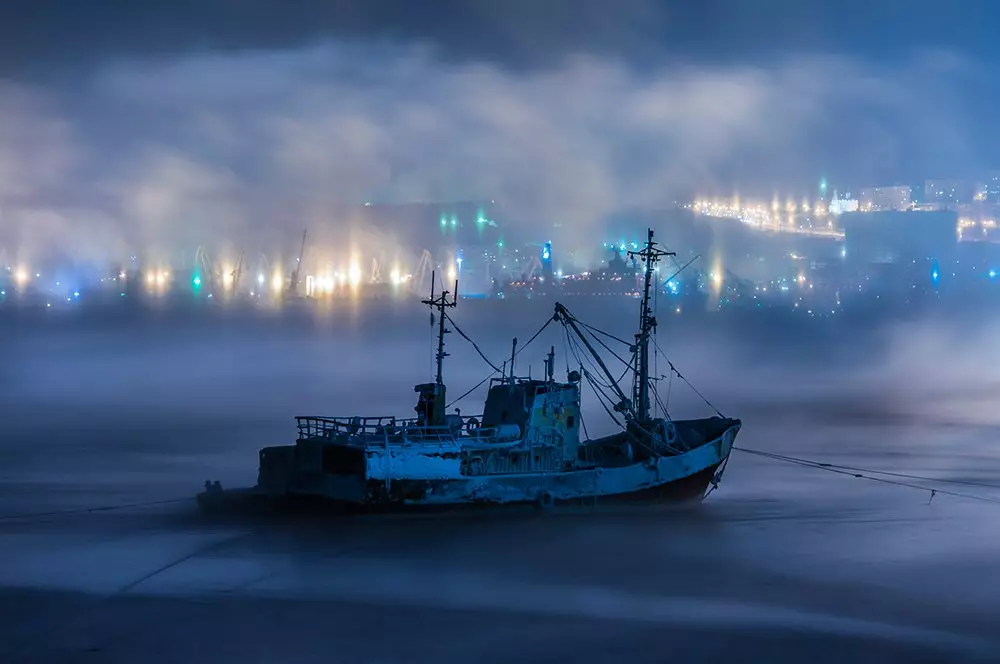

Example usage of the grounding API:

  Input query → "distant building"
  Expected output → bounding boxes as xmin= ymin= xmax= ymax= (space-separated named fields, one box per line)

xmin=924 ymin=179 xmax=975 ymax=207
xmin=859 ymin=185 xmax=911 ymax=212
xmin=985 ymin=172 xmax=1000 ymax=203
xmin=828 ymin=190 xmax=859 ymax=215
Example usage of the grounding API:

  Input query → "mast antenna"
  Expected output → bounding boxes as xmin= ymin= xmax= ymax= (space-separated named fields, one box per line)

xmin=422 ymin=270 xmax=459 ymax=386
xmin=627 ymin=228 xmax=675 ymax=422
xmin=508 ymin=337 xmax=518 ymax=384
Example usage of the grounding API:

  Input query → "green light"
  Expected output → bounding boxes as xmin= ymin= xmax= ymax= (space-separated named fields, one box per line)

xmin=497 ymin=240 xmax=504 ymax=248
xmin=450 ymin=215 xmax=457 ymax=227
xmin=440 ymin=214 xmax=447 ymax=227
xmin=193 ymin=275 xmax=202 ymax=288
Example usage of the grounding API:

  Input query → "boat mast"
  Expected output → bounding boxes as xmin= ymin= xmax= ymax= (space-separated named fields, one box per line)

xmin=627 ymin=229 xmax=675 ymax=422
xmin=422 ymin=270 xmax=458 ymax=386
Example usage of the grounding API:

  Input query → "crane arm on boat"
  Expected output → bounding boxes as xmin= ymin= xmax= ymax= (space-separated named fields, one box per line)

xmin=554 ymin=302 xmax=635 ymax=421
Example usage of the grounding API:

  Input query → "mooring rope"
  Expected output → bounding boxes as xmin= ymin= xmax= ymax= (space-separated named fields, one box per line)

xmin=734 ymin=446 xmax=1000 ymax=506
xmin=0 ymin=496 xmax=192 ymax=522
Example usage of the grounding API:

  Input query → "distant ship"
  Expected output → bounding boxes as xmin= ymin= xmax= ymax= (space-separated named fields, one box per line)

xmin=497 ymin=246 xmax=643 ymax=300
xmin=198 ymin=228 xmax=741 ymax=513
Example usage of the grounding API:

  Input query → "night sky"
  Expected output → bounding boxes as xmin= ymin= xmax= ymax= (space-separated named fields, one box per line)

xmin=1 ymin=0 xmax=997 ymax=260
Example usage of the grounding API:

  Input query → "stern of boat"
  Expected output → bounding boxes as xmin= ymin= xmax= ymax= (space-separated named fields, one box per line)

xmin=257 ymin=445 xmax=295 ymax=495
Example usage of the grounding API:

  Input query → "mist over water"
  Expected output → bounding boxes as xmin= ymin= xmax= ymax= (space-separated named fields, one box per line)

xmin=2 ymin=303 xmax=1000 ymax=662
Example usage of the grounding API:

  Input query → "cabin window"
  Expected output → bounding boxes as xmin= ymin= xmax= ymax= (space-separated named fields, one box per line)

xmin=567 ymin=415 xmax=575 ymax=428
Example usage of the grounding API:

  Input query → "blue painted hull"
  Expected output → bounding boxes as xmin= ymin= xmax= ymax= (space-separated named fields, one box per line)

xmin=197 ymin=421 xmax=739 ymax=515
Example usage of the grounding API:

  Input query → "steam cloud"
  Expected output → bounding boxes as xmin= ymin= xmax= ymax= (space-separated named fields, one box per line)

xmin=0 ymin=44 xmax=979 ymax=266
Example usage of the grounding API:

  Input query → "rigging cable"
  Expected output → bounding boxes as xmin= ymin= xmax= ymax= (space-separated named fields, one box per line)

xmin=565 ymin=331 xmax=600 ymax=390
xmin=734 ymin=446 xmax=1000 ymax=506
xmin=564 ymin=318 xmax=675 ymax=455
xmin=512 ymin=315 xmax=555 ymax=361
xmin=615 ymin=351 xmax=636 ymax=386
xmin=580 ymin=368 xmax=623 ymax=429
xmin=563 ymin=329 xmax=617 ymax=413
xmin=652 ymin=336 xmax=725 ymax=418
xmin=569 ymin=334 xmax=666 ymax=454
xmin=445 ymin=316 xmax=554 ymax=408
xmin=446 ymin=314 xmax=502 ymax=373
xmin=664 ymin=369 xmax=673 ymax=411
xmin=653 ymin=266 xmax=659 ymax=419
xmin=446 ymin=370 xmax=499 ymax=409
xmin=576 ymin=320 xmax=634 ymax=370
xmin=651 ymin=381 xmax=671 ymax=421
xmin=576 ymin=319 xmax=632 ymax=347
xmin=561 ymin=327 xmax=593 ymax=442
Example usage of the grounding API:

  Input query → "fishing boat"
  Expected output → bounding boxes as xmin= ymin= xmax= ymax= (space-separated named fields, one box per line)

xmin=197 ymin=229 xmax=741 ymax=513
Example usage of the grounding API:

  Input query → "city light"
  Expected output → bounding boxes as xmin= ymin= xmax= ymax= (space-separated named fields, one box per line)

xmin=348 ymin=263 xmax=362 ymax=287
xmin=692 ymin=197 xmax=843 ymax=238
xmin=14 ymin=268 xmax=29 ymax=287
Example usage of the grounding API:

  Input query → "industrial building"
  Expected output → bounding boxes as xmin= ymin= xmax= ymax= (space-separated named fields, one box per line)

xmin=859 ymin=185 xmax=911 ymax=212
xmin=924 ymin=179 xmax=975 ymax=207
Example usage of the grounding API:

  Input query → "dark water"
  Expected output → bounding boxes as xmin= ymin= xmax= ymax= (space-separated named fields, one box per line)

xmin=1 ymin=303 xmax=999 ymax=663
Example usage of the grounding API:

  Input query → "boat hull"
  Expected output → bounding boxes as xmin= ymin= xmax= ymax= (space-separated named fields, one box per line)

xmin=198 ymin=422 xmax=739 ymax=515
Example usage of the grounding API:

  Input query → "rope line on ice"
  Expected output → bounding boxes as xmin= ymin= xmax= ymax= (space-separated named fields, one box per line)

xmin=0 ymin=497 xmax=191 ymax=522
xmin=735 ymin=446 xmax=1000 ymax=506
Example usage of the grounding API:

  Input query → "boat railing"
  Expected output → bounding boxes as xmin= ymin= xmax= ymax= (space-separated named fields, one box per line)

xmin=397 ymin=424 xmax=458 ymax=445
xmin=296 ymin=415 xmax=410 ymax=440
xmin=296 ymin=414 xmax=488 ymax=446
